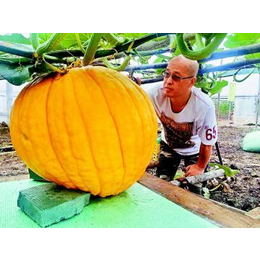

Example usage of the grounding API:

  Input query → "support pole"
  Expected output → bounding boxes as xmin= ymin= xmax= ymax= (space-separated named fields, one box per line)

xmin=6 ymin=81 xmax=13 ymax=125
xmin=255 ymin=73 xmax=260 ymax=129
xmin=217 ymin=59 xmax=223 ymax=122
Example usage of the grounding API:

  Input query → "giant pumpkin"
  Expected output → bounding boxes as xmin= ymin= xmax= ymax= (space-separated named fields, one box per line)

xmin=10 ymin=66 xmax=157 ymax=197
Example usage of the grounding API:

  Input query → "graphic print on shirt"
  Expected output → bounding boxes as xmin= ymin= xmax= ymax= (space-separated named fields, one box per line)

xmin=160 ymin=113 xmax=195 ymax=149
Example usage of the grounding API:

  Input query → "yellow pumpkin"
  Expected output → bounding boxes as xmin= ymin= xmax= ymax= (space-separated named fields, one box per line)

xmin=10 ymin=66 xmax=157 ymax=197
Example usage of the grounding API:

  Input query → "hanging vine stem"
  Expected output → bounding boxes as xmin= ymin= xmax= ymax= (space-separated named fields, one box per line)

xmin=102 ymin=55 xmax=131 ymax=71
xmin=75 ymin=33 xmax=85 ymax=54
xmin=83 ymin=33 xmax=103 ymax=66
xmin=233 ymin=67 xmax=256 ymax=82
xmin=42 ymin=54 xmax=66 ymax=74
xmin=101 ymin=40 xmax=134 ymax=71
xmin=176 ymin=33 xmax=227 ymax=60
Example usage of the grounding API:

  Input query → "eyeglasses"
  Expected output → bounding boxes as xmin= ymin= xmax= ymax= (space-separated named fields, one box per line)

xmin=162 ymin=71 xmax=194 ymax=82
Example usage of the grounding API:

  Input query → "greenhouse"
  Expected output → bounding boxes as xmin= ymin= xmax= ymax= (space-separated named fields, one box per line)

xmin=0 ymin=33 xmax=259 ymax=229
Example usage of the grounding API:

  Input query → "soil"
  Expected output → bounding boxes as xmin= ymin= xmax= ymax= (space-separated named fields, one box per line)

xmin=147 ymin=122 xmax=260 ymax=212
xmin=0 ymin=122 xmax=260 ymax=212
xmin=209 ymin=124 xmax=260 ymax=211
xmin=0 ymin=123 xmax=28 ymax=182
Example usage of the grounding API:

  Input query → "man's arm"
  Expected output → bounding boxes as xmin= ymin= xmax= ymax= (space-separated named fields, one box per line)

xmin=185 ymin=143 xmax=212 ymax=177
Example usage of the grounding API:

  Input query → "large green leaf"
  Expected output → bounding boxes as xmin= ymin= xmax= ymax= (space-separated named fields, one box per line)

xmin=224 ymin=33 xmax=260 ymax=48
xmin=245 ymin=53 xmax=260 ymax=60
xmin=0 ymin=33 xmax=31 ymax=45
xmin=210 ymin=163 xmax=239 ymax=177
xmin=209 ymin=80 xmax=228 ymax=96
xmin=0 ymin=61 xmax=32 ymax=85
xmin=38 ymin=33 xmax=91 ymax=50
xmin=120 ymin=33 xmax=148 ymax=39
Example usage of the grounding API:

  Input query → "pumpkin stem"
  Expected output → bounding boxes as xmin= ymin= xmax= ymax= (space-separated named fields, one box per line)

xmin=83 ymin=33 xmax=103 ymax=66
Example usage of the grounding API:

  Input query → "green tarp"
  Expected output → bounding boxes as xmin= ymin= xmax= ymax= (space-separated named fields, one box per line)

xmin=242 ymin=130 xmax=260 ymax=153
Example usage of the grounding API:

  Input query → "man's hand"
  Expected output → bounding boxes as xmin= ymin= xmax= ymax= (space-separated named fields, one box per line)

xmin=185 ymin=164 xmax=204 ymax=177
xmin=134 ymin=77 xmax=142 ymax=86
xmin=184 ymin=144 xmax=212 ymax=177
xmin=128 ymin=74 xmax=142 ymax=86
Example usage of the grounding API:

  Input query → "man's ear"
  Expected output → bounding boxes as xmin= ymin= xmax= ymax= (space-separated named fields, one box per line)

xmin=188 ymin=77 xmax=197 ymax=88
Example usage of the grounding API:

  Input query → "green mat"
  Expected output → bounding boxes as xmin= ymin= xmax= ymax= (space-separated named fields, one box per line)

xmin=0 ymin=180 xmax=219 ymax=228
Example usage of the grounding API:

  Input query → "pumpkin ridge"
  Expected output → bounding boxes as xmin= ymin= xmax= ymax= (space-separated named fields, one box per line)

xmin=63 ymin=72 xmax=89 ymax=191
xmin=80 ymin=70 xmax=112 ymax=194
xmin=57 ymin=73 xmax=87 ymax=189
xmin=87 ymin=71 xmax=126 ymax=196
xmin=15 ymin=86 xmax=35 ymax=171
xmin=109 ymin=72 xmax=145 ymax=191
xmin=23 ymin=82 xmax=59 ymax=183
xmin=45 ymin=76 xmax=76 ymax=187
xmin=126 ymin=77 xmax=158 ymax=164
xmin=69 ymin=70 xmax=101 ymax=194
xmin=19 ymin=84 xmax=52 ymax=180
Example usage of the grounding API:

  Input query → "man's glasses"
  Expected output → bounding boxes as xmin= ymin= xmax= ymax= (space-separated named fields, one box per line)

xmin=162 ymin=71 xmax=194 ymax=82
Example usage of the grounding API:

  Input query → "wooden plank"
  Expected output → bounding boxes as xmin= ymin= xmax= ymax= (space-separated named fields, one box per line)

xmin=138 ymin=172 xmax=260 ymax=228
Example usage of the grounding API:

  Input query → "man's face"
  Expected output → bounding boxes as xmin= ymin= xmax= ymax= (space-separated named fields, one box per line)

xmin=162 ymin=60 xmax=195 ymax=98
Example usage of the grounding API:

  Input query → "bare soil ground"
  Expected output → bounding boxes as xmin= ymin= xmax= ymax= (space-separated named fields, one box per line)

xmin=209 ymin=124 xmax=260 ymax=211
xmin=147 ymin=123 xmax=260 ymax=212
xmin=0 ymin=123 xmax=28 ymax=182
xmin=1 ymin=122 xmax=259 ymax=212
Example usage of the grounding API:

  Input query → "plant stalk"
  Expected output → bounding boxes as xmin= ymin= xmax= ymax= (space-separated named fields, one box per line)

xmin=176 ymin=33 xmax=227 ymax=60
xmin=75 ymin=33 xmax=85 ymax=54
xmin=83 ymin=33 xmax=103 ymax=66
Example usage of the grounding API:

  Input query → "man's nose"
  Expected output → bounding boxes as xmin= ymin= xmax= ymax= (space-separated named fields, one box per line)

xmin=166 ymin=76 xmax=173 ymax=84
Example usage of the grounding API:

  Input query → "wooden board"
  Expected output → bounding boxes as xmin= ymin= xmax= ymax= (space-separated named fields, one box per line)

xmin=139 ymin=172 xmax=260 ymax=228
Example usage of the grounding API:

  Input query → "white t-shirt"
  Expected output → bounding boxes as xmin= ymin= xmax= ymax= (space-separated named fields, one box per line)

xmin=145 ymin=83 xmax=217 ymax=156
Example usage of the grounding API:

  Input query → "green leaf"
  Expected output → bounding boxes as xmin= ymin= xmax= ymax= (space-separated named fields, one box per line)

xmin=38 ymin=33 xmax=91 ymax=51
xmin=245 ymin=53 xmax=260 ymax=60
xmin=209 ymin=80 xmax=228 ymax=96
xmin=224 ymin=33 xmax=260 ymax=48
xmin=121 ymin=33 xmax=148 ymax=39
xmin=174 ymin=170 xmax=185 ymax=180
xmin=209 ymin=163 xmax=239 ymax=177
xmin=0 ymin=33 xmax=31 ymax=45
xmin=0 ymin=61 xmax=32 ymax=85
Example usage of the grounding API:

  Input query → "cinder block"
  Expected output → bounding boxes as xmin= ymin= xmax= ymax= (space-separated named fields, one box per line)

xmin=17 ymin=183 xmax=90 ymax=227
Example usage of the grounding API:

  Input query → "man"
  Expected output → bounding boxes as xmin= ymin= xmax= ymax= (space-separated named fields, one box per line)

xmin=145 ymin=55 xmax=217 ymax=181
